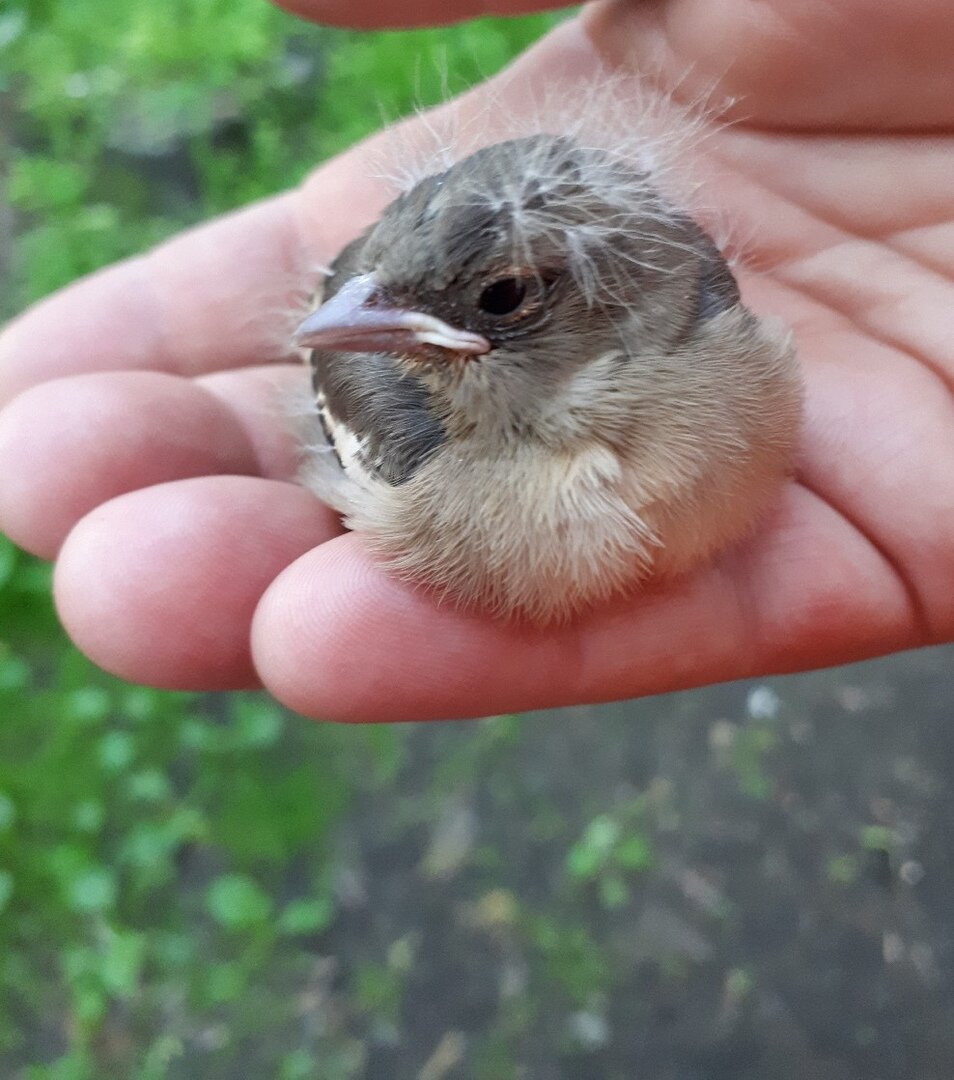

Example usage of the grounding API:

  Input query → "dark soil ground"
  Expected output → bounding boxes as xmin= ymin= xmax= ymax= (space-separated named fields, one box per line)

xmin=304 ymin=645 xmax=954 ymax=1079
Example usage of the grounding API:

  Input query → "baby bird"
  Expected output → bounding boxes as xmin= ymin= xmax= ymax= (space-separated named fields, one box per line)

xmin=293 ymin=134 xmax=802 ymax=623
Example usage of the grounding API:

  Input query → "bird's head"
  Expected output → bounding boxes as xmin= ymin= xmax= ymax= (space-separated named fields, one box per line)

xmin=294 ymin=134 xmax=741 ymax=444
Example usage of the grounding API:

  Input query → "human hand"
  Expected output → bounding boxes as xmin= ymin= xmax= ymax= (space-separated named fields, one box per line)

xmin=0 ymin=0 xmax=951 ymax=721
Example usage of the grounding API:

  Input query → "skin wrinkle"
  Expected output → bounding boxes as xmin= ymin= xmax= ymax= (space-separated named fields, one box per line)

xmin=767 ymin=276 xmax=953 ymax=637
xmin=772 ymin=236 xmax=954 ymax=319
xmin=889 ymin=224 xmax=954 ymax=279
xmin=795 ymin=476 xmax=932 ymax=645
xmin=583 ymin=0 xmax=824 ymax=129
xmin=740 ymin=489 xmax=917 ymax=668
xmin=622 ymin=572 xmax=755 ymax=693
xmin=696 ymin=147 xmax=954 ymax=395
xmin=137 ymin=251 xmax=179 ymax=378
xmin=774 ymin=269 xmax=954 ymax=400
xmin=724 ymin=135 xmax=954 ymax=238
xmin=725 ymin=170 xmax=954 ymax=294
xmin=719 ymin=543 xmax=765 ymax=675
xmin=702 ymin=134 xmax=954 ymax=282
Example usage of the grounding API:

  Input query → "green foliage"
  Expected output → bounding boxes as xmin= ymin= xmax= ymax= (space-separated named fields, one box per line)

xmin=2 ymin=0 xmax=567 ymax=316
xmin=352 ymin=962 xmax=404 ymax=1025
xmin=565 ymin=807 xmax=655 ymax=909
xmin=524 ymin=914 xmax=608 ymax=1007
xmin=317 ymin=15 xmax=564 ymax=157
xmin=206 ymin=873 xmax=274 ymax=931
xmin=3 ymin=0 xmax=322 ymax=311
xmin=860 ymin=824 xmax=896 ymax=852
xmin=721 ymin=720 xmax=778 ymax=800
xmin=827 ymin=853 xmax=861 ymax=886
xmin=0 ymin=595 xmax=384 ymax=1070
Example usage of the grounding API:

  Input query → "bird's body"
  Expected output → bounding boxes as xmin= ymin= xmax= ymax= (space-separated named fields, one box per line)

xmin=295 ymin=135 xmax=801 ymax=622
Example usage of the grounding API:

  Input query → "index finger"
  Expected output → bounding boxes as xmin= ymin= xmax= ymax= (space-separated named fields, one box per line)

xmin=0 ymin=183 xmax=372 ymax=409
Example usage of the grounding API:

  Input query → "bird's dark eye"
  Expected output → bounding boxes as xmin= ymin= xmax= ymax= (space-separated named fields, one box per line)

xmin=478 ymin=277 xmax=527 ymax=316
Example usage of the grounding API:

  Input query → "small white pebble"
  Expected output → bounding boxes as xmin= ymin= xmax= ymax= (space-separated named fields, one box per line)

xmin=709 ymin=719 xmax=737 ymax=750
xmin=882 ymin=932 xmax=904 ymax=964
xmin=747 ymin=685 xmax=781 ymax=721
xmin=900 ymin=860 xmax=925 ymax=886
xmin=569 ymin=1010 xmax=610 ymax=1048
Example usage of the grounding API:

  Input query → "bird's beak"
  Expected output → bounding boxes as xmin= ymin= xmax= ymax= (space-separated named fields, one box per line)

xmin=293 ymin=273 xmax=490 ymax=358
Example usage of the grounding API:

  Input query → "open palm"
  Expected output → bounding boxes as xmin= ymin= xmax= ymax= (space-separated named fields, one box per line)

xmin=0 ymin=0 xmax=951 ymax=720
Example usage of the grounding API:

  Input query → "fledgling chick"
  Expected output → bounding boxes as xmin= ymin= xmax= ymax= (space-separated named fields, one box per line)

xmin=294 ymin=134 xmax=802 ymax=623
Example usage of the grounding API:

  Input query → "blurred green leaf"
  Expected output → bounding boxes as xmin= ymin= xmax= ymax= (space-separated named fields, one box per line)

xmin=566 ymin=842 xmax=602 ymax=881
xmin=70 ymin=800 xmax=104 ymax=834
xmin=278 ymin=896 xmax=334 ymax=936
xmin=97 ymin=731 xmax=135 ymax=773
xmin=206 ymin=873 xmax=273 ymax=930
xmin=9 ymin=155 xmax=89 ymax=211
xmin=66 ymin=866 xmax=117 ymax=914
xmin=0 ymin=537 xmax=17 ymax=590
xmin=203 ymin=961 xmax=247 ymax=1005
xmin=615 ymin=834 xmax=654 ymax=872
xmin=582 ymin=815 xmax=619 ymax=853
xmin=353 ymin=963 xmax=403 ymax=1023
xmin=232 ymin=695 xmax=285 ymax=748
xmin=100 ymin=930 xmax=145 ymax=998
xmin=280 ymin=1050 xmax=317 ymax=1080
xmin=0 ymin=793 xmax=15 ymax=832
xmin=828 ymin=853 xmax=861 ymax=886
xmin=63 ymin=688 xmax=111 ymax=726
xmin=0 ymin=652 xmax=30 ymax=693
xmin=125 ymin=768 xmax=171 ymax=803
xmin=861 ymin=825 xmax=896 ymax=852
xmin=0 ymin=871 xmax=13 ymax=914
xmin=598 ymin=873 xmax=629 ymax=910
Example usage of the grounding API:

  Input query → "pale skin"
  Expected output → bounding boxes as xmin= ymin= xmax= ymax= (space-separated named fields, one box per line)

xmin=0 ymin=0 xmax=951 ymax=721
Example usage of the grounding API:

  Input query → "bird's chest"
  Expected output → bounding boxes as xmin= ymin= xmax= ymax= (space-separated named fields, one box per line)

xmin=343 ymin=436 xmax=656 ymax=586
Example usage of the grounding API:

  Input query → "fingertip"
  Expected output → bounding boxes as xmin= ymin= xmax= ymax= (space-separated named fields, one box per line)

xmin=0 ymin=258 xmax=160 ymax=409
xmin=54 ymin=476 xmax=340 ymax=691
xmin=251 ymin=535 xmax=499 ymax=721
xmin=0 ymin=372 xmax=259 ymax=559
xmin=251 ymin=536 xmax=403 ymax=720
xmin=250 ymin=534 xmax=606 ymax=722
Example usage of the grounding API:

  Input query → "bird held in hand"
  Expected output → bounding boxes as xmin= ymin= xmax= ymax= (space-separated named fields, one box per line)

xmin=293 ymin=134 xmax=802 ymax=623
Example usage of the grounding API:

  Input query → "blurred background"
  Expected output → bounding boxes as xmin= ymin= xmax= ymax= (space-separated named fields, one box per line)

xmin=2 ymin=2 xmax=953 ymax=1077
